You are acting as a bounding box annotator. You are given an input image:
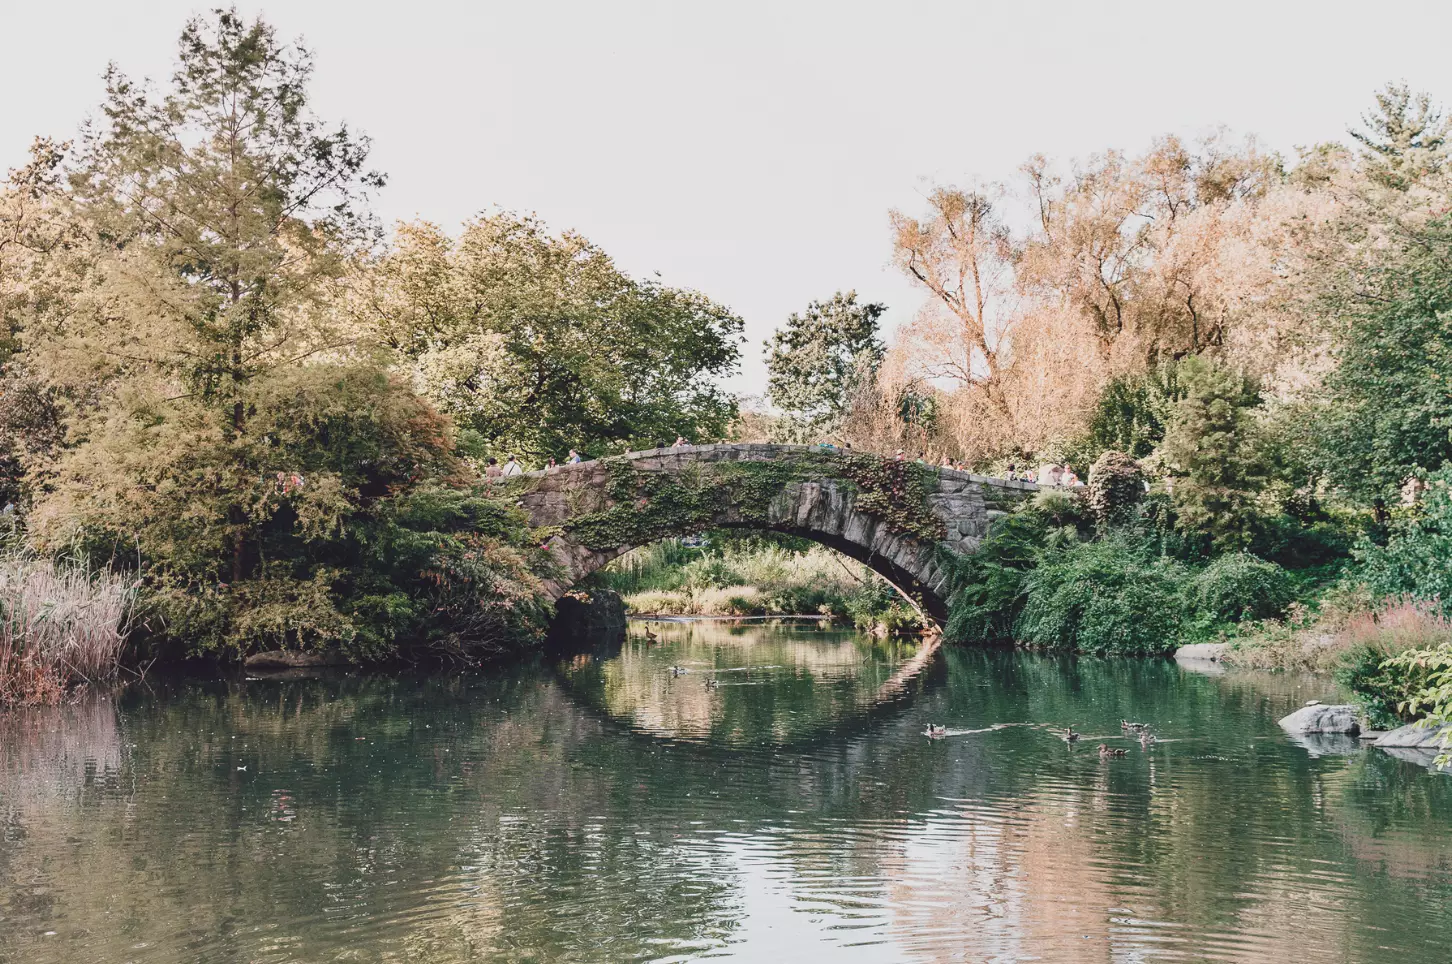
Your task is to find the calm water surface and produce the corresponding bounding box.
[3,620,1452,962]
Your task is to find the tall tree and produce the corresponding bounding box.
[1160,355,1268,550]
[764,290,885,441]
[28,8,384,585]
[356,214,743,460]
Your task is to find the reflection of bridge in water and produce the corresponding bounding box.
[552,620,946,748]
[515,444,1036,620]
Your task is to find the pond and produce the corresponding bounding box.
[3,620,1452,962]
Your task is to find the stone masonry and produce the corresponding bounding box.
[514,443,1037,620]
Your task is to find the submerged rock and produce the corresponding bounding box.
[243,650,347,670]
[1374,722,1452,749]
[1279,703,1360,735]
[1174,642,1228,661]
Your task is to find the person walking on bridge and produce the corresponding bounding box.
[501,455,523,477]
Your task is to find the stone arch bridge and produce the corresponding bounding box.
[510,444,1037,620]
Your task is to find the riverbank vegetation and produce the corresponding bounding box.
[587,534,922,633]
[0,545,137,704]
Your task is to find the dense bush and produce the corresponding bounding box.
[944,493,1091,643]
[1086,450,1144,526]
[1356,469,1452,607]
[1193,552,1295,622]
[1014,537,1192,656]
[1336,645,1428,729]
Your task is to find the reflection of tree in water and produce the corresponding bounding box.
[0,676,744,962]
[2,648,1452,962]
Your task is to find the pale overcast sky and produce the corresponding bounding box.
[5,1,1451,394]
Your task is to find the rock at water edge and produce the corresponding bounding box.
[1175,642,1228,661]
[1374,722,1452,748]
[1279,704,1360,735]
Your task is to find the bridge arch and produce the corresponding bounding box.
[510,444,1036,620]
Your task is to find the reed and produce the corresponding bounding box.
[0,549,139,705]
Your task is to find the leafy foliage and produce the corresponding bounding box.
[1076,364,1183,462]
[1086,450,1144,526]
[359,214,743,461]
[1160,356,1268,551]
[1014,536,1191,656]
[1356,469,1452,606]
[765,291,885,442]
[1192,552,1295,622]
[1381,644,1452,758]
[1336,645,1430,730]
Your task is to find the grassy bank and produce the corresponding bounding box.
[0,549,138,705]
[585,534,924,634]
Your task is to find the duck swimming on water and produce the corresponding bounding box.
[924,724,947,737]
[1121,720,1149,733]
[1062,727,1081,743]
[1098,743,1128,757]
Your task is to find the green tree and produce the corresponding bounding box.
[1160,356,1268,551]
[24,9,384,584]
[360,215,743,460]
[1077,363,1182,462]
[764,291,885,441]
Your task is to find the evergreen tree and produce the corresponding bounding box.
[1351,83,1451,188]
[1160,356,1267,551]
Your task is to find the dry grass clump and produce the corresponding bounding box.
[1226,587,1452,672]
[625,585,767,617]
[0,551,138,705]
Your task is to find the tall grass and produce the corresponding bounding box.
[0,549,139,705]
[589,536,923,632]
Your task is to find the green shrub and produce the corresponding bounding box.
[1014,537,1192,656]
[1193,552,1295,622]
[945,509,1057,642]
[1336,645,1427,729]
[1381,644,1452,759]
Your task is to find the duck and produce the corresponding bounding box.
[1062,727,1081,743]
[1139,731,1156,749]
[1120,720,1149,733]
[924,724,947,737]
[644,626,659,641]
[705,677,720,689]
[1098,743,1128,757]
[669,665,689,677]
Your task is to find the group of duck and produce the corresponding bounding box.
[1059,720,1157,757]
[667,665,719,688]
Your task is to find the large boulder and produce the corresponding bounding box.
[1374,722,1452,749]
[1279,703,1360,735]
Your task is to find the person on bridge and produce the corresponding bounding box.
[501,455,523,477]
[567,449,582,464]
[672,435,691,448]
[484,457,501,480]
